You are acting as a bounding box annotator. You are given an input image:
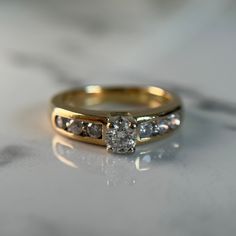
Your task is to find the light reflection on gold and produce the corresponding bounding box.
[85,85,103,94]
[147,86,165,97]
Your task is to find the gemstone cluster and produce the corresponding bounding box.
[55,116,102,139]
[138,112,181,139]
[105,116,137,154]
[55,111,181,154]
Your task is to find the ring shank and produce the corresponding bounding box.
[51,86,181,119]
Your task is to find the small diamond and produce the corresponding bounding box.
[55,116,69,129]
[167,113,181,129]
[105,116,137,154]
[139,122,153,139]
[87,123,102,138]
[67,120,83,135]
[153,120,169,135]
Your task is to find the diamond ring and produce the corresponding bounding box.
[50,86,183,154]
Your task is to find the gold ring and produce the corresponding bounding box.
[50,86,183,154]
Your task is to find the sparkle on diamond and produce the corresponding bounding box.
[139,122,153,139]
[105,116,137,154]
[67,119,83,135]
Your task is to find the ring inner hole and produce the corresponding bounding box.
[63,88,171,111]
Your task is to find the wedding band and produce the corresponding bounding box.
[50,86,183,154]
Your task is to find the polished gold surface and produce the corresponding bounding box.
[50,86,182,148]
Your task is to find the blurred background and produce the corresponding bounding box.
[0,1,236,236]
[1,0,236,91]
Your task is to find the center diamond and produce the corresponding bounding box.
[105,116,137,154]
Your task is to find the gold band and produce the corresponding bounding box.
[50,86,182,154]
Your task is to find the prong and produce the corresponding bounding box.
[129,122,137,129]
[128,147,136,153]
[106,146,113,153]
[107,122,115,129]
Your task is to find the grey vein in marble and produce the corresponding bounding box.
[0,145,32,167]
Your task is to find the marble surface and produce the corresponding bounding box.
[0,1,236,236]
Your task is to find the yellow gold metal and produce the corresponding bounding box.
[50,86,182,149]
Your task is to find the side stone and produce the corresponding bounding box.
[87,123,102,138]
[67,119,84,135]
[167,113,181,129]
[55,116,69,129]
[153,120,169,135]
[138,122,153,139]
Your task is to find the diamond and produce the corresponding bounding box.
[153,120,169,135]
[138,122,153,139]
[87,123,102,138]
[105,116,137,154]
[167,113,181,129]
[55,116,69,129]
[67,120,83,135]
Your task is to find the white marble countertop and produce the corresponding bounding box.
[0,1,236,236]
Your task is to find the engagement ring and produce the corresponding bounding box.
[50,86,183,154]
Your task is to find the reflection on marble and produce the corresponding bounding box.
[52,133,181,186]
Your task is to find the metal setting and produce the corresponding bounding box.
[50,86,183,154]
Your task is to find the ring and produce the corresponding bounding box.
[50,86,183,154]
